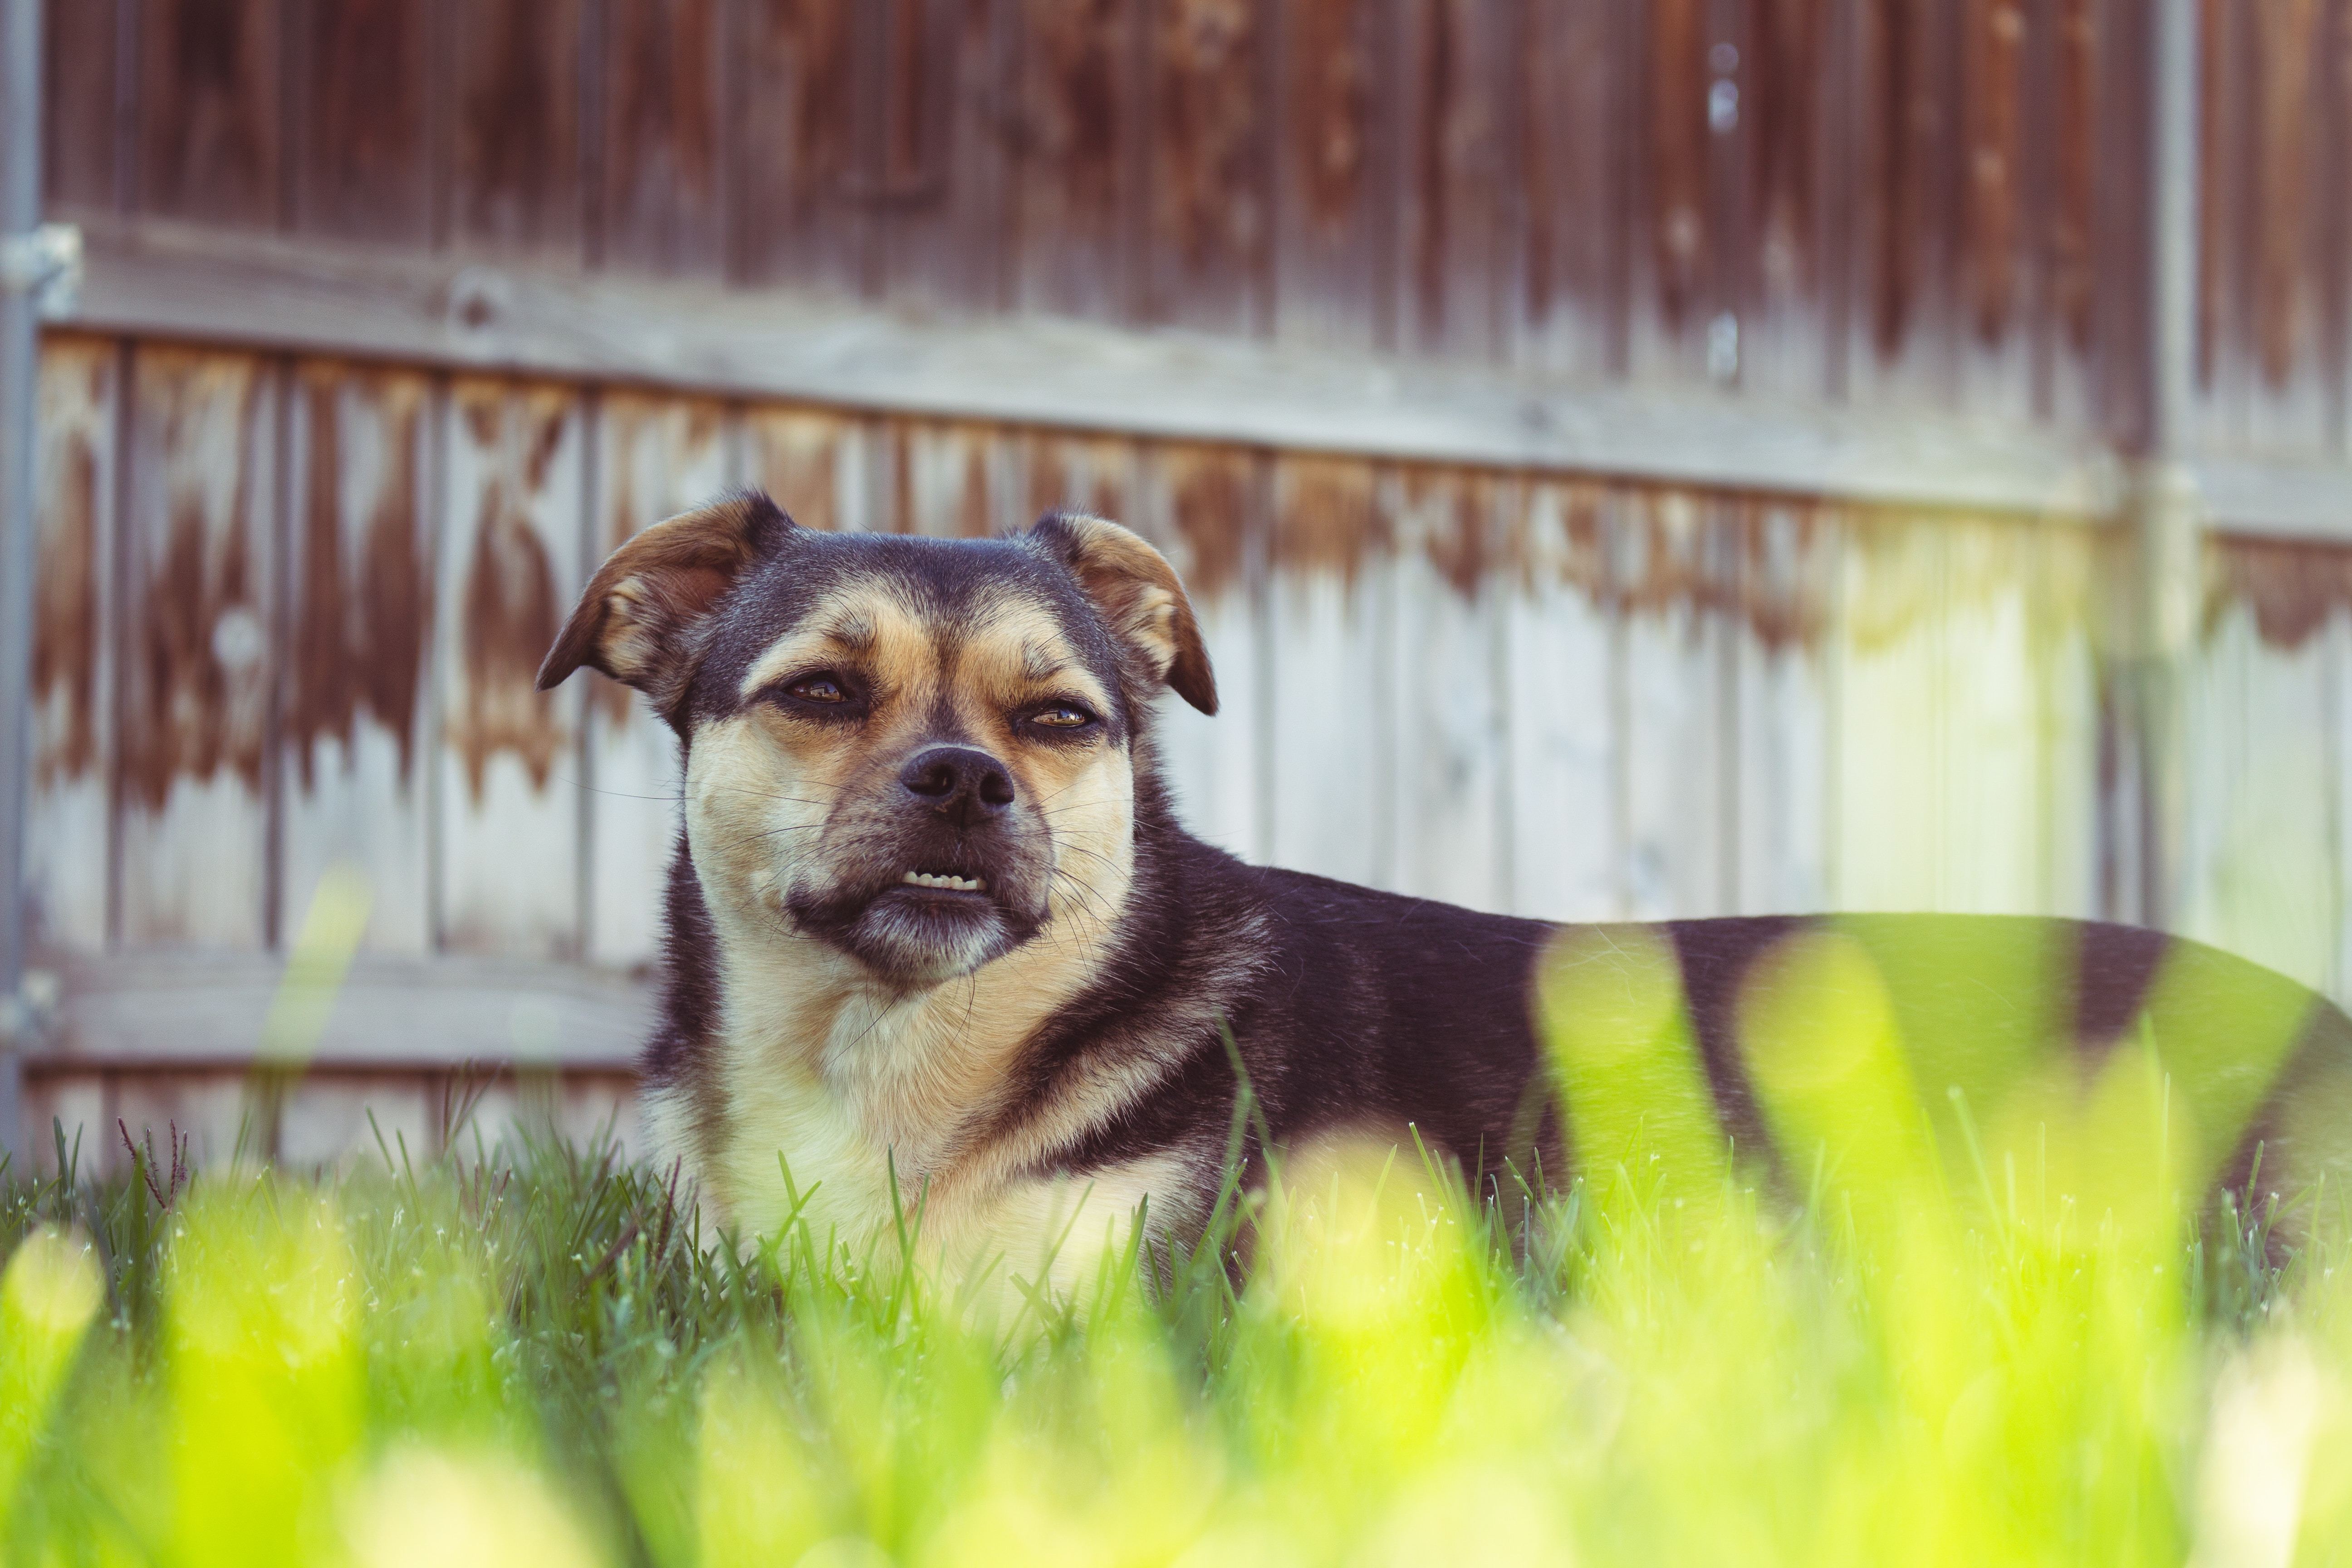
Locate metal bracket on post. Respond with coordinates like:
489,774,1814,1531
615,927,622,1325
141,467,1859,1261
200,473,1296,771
0,223,82,318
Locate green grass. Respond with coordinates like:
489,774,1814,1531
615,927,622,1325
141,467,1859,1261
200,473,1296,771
0,1098,2343,1568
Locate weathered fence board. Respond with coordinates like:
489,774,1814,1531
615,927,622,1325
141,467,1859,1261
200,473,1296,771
587,393,729,968
1832,512,1947,911
435,380,587,959
1732,501,1834,916
116,348,275,949
29,339,119,953
1619,491,1734,919
280,364,436,956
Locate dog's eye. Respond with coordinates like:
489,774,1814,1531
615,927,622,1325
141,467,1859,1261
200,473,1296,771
787,676,846,704
1030,703,1094,729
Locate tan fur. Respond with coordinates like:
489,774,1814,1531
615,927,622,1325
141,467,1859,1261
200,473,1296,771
676,582,1176,1289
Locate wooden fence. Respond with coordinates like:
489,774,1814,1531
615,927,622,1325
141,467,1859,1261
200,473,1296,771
19,0,2352,1169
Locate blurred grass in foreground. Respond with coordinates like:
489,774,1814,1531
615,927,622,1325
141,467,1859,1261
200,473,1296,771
5,906,2352,1563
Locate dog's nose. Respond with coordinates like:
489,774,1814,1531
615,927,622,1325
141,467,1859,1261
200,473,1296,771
899,745,1016,825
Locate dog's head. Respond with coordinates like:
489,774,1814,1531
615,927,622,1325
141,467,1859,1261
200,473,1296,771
538,494,1215,987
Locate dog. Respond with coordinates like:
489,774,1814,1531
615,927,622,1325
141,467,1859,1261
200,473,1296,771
537,492,2352,1285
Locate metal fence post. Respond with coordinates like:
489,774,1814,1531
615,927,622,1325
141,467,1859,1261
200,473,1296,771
0,0,48,1166
2133,0,2204,933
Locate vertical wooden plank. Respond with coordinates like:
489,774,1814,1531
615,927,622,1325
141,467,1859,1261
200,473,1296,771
43,0,118,210
1738,0,1838,402
436,381,586,958
1955,0,2036,420
1266,456,1388,886
1272,0,1387,352
1936,516,2043,911
137,0,283,226
2183,543,2345,990
1395,0,1510,361
1618,490,1732,918
1732,499,1833,915
29,340,119,952
1830,510,1943,911
281,365,436,954
1629,0,1712,382
2034,519,2102,917
875,0,1015,312
1387,468,1502,907
2241,0,2332,457
1021,431,1140,527
296,0,431,242
589,394,728,968
1849,0,1962,413
450,0,585,258
603,0,727,277
741,405,864,532
736,0,864,295
1137,443,1259,858
1501,478,1617,921
118,349,275,948
1013,0,1143,322
2039,0,2102,429
895,420,999,538
1144,0,1268,333
1516,0,1619,377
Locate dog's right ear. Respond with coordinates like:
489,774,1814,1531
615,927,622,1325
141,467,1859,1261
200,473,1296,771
537,491,794,706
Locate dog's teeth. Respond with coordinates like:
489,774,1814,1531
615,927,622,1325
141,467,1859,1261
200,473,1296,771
901,871,986,892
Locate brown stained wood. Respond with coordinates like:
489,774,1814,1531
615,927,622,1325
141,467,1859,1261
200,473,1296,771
1517,0,1616,370
2251,0,2325,391
1013,0,1141,321
1397,0,1509,360
1398,467,1488,600
445,384,574,800
1962,0,2027,345
1274,0,1385,350
138,0,282,226
1751,0,1831,311
1150,443,1251,599
1737,498,1832,652
34,343,114,791
2198,0,2232,396
1023,433,1137,527
736,0,862,294
451,0,584,256
1146,0,1266,332
44,0,118,210
119,351,270,814
874,0,1014,313
2207,536,2352,651
1497,476,1609,601
603,0,726,278
1271,454,1383,585
1647,0,1711,339
285,368,431,788
2049,0,2098,358
118,349,274,947
899,422,998,539
743,407,856,532
1859,0,1945,363
297,0,431,242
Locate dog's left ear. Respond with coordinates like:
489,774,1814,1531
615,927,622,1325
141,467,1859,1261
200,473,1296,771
1029,511,1218,715
537,491,794,706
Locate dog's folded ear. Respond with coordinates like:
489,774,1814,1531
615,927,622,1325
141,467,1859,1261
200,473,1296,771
537,491,794,706
1027,511,1218,715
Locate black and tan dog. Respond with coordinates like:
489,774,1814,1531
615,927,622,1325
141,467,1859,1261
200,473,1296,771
538,492,2352,1283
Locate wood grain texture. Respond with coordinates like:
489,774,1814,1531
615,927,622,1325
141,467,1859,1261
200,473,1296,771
1617,489,1733,918
436,380,587,958
1731,499,1833,915
588,393,727,967
1395,0,1510,363
1515,0,1620,378
1012,0,1142,321
117,348,275,948
603,0,727,277
741,405,864,532
450,0,585,257
1500,478,1617,921
296,0,431,243
873,0,1016,313
1388,467,1503,906
29,340,120,952
1145,0,1267,333
280,364,435,955
43,0,119,211
1271,0,1388,352
735,0,863,294
138,0,282,227
1830,510,1945,910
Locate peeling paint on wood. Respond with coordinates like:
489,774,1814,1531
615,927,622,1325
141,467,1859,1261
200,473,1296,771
743,407,856,532
900,421,1000,539
1963,0,2026,344
1517,0,1616,370
140,0,282,226
2050,0,2099,356
1016,0,1137,320
738,0,860,293
1271,454,1383,583
2208,536,2352,650
1274,0,1383,350
1150,442,1251,598
1023,433,1137,529
118,348,274,948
